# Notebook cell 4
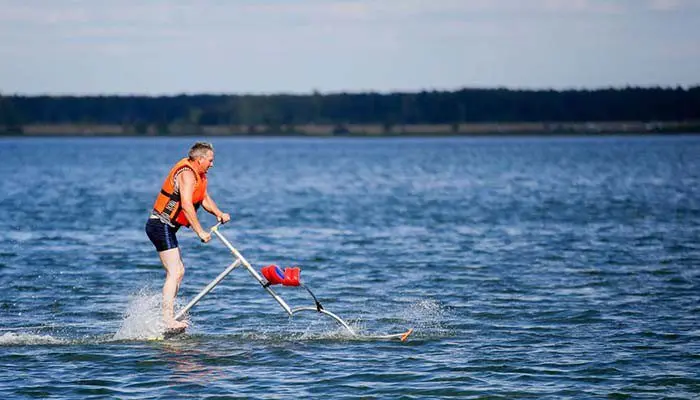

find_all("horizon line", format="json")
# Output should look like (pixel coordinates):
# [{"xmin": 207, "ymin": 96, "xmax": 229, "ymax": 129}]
[{"xmin": 3, "ymin": 84, "xmax": 699, "ymax": 98}]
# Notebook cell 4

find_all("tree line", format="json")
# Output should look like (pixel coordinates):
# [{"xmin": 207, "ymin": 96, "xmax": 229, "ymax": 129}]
[{"xmin": 1, "ymin": 87, "xmax": 699, "ymax": 133}]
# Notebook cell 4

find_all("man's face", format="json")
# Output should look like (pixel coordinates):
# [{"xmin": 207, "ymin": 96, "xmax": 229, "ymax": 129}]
[{"xmin": 199, "ymin": 150, "xmax": 214, "ymax": 173}]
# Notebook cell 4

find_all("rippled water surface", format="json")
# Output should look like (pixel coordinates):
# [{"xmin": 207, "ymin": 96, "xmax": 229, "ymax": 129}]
[{"xmin": 1, "ymin": 136, "xmax": 699, "ymax": 398}]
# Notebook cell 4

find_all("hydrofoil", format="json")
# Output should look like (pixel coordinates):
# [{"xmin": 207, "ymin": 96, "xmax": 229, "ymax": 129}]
[{"xmin": 165, "ymin": 224, "xmax": 414, "ymax": 342}]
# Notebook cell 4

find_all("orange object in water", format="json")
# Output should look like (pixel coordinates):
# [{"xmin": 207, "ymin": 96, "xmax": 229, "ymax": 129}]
[
  {"xmin": 261, "ymin": 265, "xmax": 285, "ymax": 285},
  {"xmin": 261, "ymin": 265, "xmax": 301, "ymax": 286},
  {"xmin": 282, "ymin": 267, "xmax": 300, "ymax": 286}
]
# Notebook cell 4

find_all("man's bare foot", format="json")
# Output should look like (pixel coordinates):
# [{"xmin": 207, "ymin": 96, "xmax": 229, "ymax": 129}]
[{"xmin": 165, "ymin": 319, "xmax": 189, "ymax": 331}]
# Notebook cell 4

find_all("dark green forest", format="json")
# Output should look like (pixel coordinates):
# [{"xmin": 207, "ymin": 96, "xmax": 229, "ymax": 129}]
[{"xmin": 1, "ymin": 86, "xmax": 699, "ymax": 135}]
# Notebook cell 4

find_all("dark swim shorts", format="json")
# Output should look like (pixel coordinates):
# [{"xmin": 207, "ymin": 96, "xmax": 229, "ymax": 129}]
[{"xmin": 145, "ymin": 217, "xmax": 180, "ymax": 252}]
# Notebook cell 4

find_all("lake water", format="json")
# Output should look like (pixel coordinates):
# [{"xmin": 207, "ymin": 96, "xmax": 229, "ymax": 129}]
[{"xmin": 0, "ymin": 136, "xmax": 699, "ymax": 398}]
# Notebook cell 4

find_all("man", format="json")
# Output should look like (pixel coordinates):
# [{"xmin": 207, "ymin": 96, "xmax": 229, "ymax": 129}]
[{"xmin": 145, "ymin": 142, "xmax": 231, "ymax": 331}]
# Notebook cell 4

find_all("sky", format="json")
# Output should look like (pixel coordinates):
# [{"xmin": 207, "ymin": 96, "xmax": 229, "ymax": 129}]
[{"xmin": 1, "ymin": 0, "xmax": 699, "ymax": 95}]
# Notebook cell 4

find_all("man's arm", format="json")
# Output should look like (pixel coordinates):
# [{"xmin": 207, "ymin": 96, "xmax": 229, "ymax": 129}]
[
  {"xmin": 177, "ymin": 169, "xmax": 210, "ymax": 241},
  {"xmin": 203, "ymin": 192, "xmax": 231, "ymax": 223}
]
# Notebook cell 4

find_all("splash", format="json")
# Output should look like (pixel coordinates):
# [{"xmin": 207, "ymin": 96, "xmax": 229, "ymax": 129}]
[
  {"xmin": 233, "ymin": 314, "xmax": 366, "ymax": 342},
  {"xmin": 0, "ymin": 332, "xmax": 66, "ymax": 345},
  {"xmin": 112, "ymin": 289, "xmax": 189, "ymax": 341},
  {"xmin": 298, "ymin": 318, "xmax": 364, "ymax": 341},
  {"xmin": 399, "ymin": 298, "xmax": 451, "ymax": 336}
]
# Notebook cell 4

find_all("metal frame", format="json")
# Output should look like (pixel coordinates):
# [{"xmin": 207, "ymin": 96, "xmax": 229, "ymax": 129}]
[{"xmin": 174, "ymin": 224, "xmax": 413, "ymax": 341}]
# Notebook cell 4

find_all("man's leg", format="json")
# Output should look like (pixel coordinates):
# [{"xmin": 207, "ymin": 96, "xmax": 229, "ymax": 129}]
[{"xmin": 159, "ymin": 247, "xmax": 188, "ymax": 330}]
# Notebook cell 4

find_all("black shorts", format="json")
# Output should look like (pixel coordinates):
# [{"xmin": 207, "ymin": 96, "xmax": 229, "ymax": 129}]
[{"xmin": 145, "ymin": 217, "xmax": 180, "ymax": 252}]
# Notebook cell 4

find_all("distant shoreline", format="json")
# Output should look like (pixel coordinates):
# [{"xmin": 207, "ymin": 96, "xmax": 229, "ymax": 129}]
[{"xmin": 2, "ymin": 121, "xmax": 699, "ymax": 137}]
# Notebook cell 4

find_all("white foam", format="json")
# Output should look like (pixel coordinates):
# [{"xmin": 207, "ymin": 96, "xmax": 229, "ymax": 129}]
[
  {"xmin": 113, "ymin": 289, "xmax": 185, "ymax": 341},
  {"xmin": 399, "ymin": 298, "xmax": 450, "ymax": 336},
  {"xmin": 298, "ymin": 320, "xmax": 361, "ymax": 341},
  {"xmin": 0, "ymin": 332, "xmax": 66, "ymax": 345}
]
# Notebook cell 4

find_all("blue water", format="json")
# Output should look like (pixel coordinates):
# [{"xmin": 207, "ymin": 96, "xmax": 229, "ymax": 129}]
[{"xmin": 0, "ymin": 136, "xmax": 699, "ymax": 398}]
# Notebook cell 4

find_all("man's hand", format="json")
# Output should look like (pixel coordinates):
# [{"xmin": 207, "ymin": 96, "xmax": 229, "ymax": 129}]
[
  {"xmin": 217, "ymin": 213, "xmax": 231, "ymax": 224},
  {"xmin": 198, "ymin": 230, "xmax": 212, "ymax": 243}
]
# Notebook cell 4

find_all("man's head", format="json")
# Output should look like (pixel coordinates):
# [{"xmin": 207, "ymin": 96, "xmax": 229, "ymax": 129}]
[{"xmin": 188, "ymin": 142, "xmax": 215, "ymax": 174}]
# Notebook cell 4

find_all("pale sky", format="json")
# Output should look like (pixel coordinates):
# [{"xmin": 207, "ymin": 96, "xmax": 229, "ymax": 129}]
[{"xmin": 1, "ymin": 0, "xmax": 699, "ymax": 95}]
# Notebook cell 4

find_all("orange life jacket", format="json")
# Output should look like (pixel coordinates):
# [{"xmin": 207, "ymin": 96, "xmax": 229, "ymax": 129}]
[{"xmin": 152, "ymin": 158, "xmax": 208, "ymax": 227}]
